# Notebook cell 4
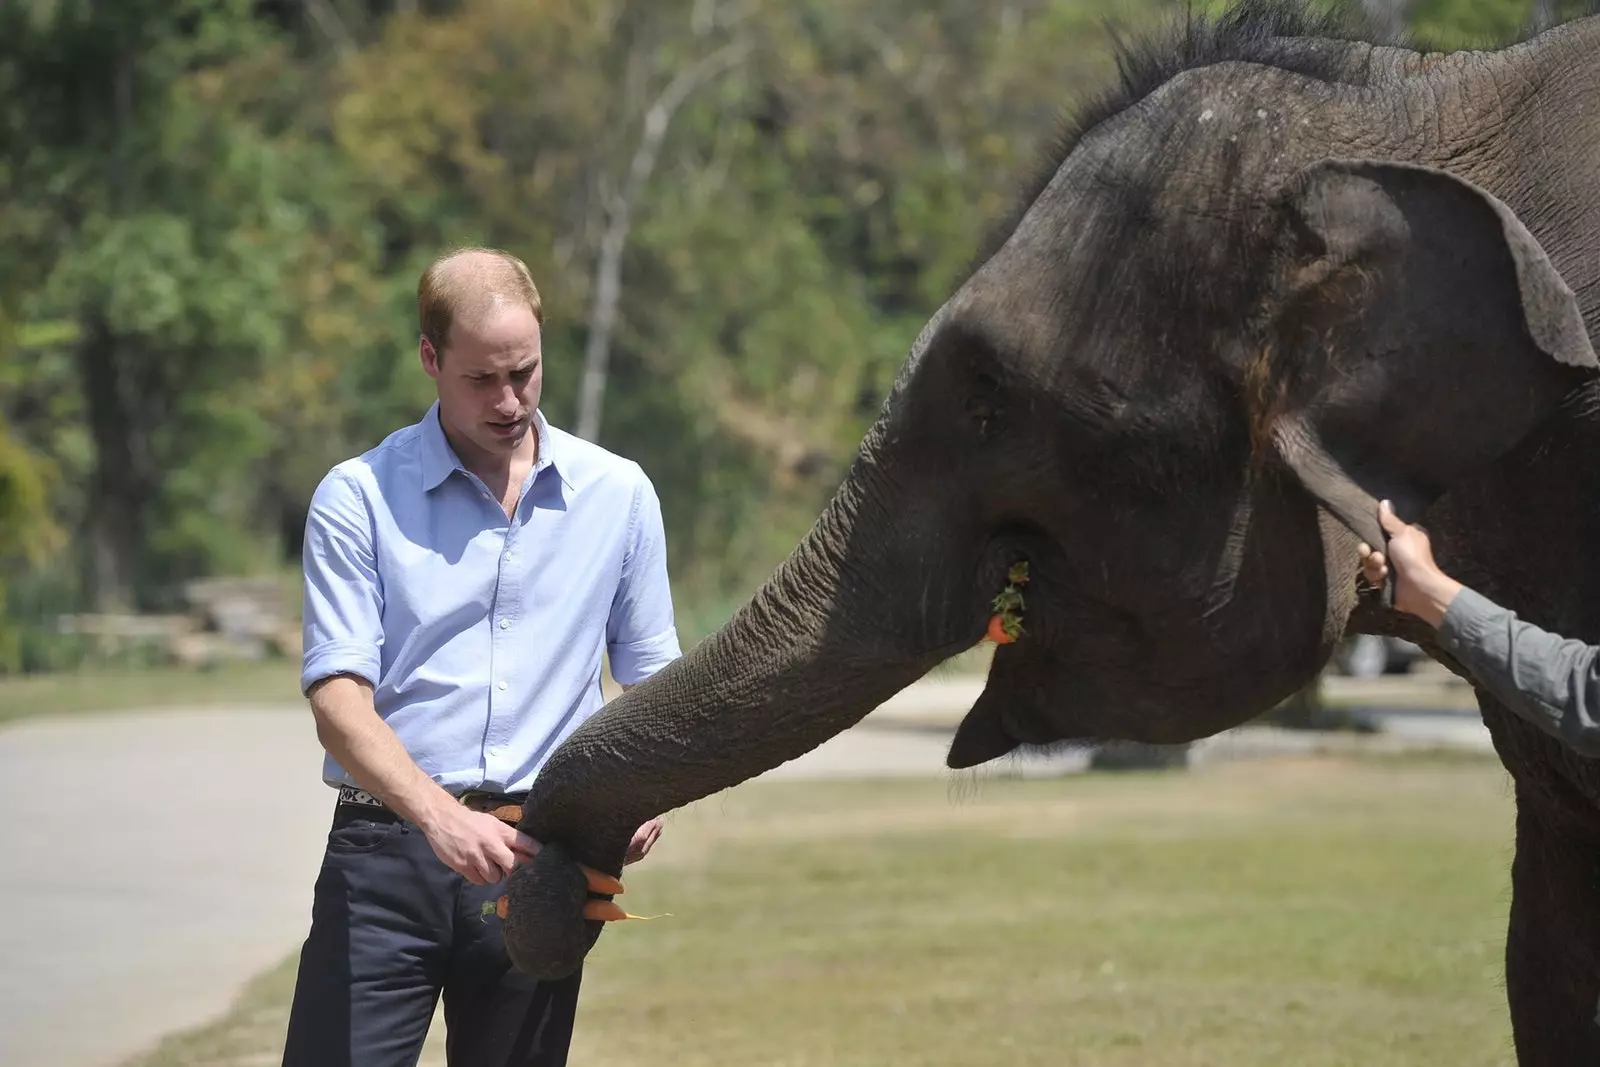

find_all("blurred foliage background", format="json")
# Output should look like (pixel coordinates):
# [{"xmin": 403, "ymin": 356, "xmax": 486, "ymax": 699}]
[{"xmin": 0, "ymin": 0, "xmax": 1584, "ymax": 673}]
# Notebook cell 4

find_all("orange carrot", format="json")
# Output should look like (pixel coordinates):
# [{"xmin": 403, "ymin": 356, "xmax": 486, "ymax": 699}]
[
  {"xmin": 584, "ymin": 900, "xmax": 671, "ymax": 922},
  {"xmin": 580, "ymin": 865, "xmax": 625, "ymax": 895},
  {"xmin": 986, "ymin": 614, "xmax": 1016, "ymax": 644},
  {"xmin": 496, "ymin": 896, "xmax": 509, "ymax": 920}
]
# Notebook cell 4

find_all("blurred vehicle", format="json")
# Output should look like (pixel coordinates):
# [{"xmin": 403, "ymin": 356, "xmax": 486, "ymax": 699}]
[{"xmin": 1331, "ymin": 635, "xmax": 1427, "ymax": 679}]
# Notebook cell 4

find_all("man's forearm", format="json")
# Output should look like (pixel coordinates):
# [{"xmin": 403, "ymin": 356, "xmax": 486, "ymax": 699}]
[
  {"xmin": 308, "ymin": 675, "xmax": 460, "ymax": 829},
  {"xmin": 1438, "ymin": 589, "xmax": 1600, "ymax": 757}
]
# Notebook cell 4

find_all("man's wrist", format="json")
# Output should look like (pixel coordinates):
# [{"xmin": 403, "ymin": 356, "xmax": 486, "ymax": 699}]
[
  {"xmin": 404, "ymin": 784, "xmax": 464, "ymax": 836},
  {"xmin": 1416, "ymin": 575, "xmax": 1464, "ymax": 629}
]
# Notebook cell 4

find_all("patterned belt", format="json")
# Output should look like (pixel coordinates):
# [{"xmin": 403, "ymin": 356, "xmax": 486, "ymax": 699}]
[
  {"xmin": 337, "ymin": 785, "xmax": 387, "ymax": 809},
  {"xmin": 337, "ymin": 785, "xmax": 527, "ymax": 826}
]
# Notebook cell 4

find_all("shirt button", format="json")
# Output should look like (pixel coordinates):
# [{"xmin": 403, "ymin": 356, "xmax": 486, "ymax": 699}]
[
  {"xmin": 499, "ymin": 619, "xmax": 510, "ymax": 630},
  {"xmin": 497, "ymin": 680, "xmax": 508, "ymax": 691},
  {"xmin": 489, "ymin": 746, "xmax": 505, "ymax": 756}
]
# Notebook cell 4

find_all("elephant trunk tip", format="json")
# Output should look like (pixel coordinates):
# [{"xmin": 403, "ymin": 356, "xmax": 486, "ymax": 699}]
[{"xmin": 501, "ymin": 841, "xmax": 605, "ymax": 980}]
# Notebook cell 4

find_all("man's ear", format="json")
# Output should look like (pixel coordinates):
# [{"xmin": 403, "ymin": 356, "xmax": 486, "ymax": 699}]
[
  {"xmin": 1259, "ymin": 158, "xmax": 1596, "ymax": 549},
  {"xmin": 420, "ymin": 335, "xmax": 443, "ymax": 380}
]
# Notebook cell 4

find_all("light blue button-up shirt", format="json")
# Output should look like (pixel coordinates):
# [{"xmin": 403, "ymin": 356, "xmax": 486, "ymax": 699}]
[{"xmin": 299, "ymin": 402, "xmax": 681, "ymax": 794}]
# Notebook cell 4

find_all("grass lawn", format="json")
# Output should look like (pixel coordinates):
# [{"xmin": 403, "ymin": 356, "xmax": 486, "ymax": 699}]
[
  {"xmin": 125, "ymin": 752, "xmax": 1519, "ymax": 1067},
  {"xmin": 0, "ymin": 659, "xmax": 303, "ymax": 726}
]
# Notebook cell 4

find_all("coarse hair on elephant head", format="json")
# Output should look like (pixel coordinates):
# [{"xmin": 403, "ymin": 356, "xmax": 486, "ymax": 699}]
[{"xmin": 503, "ymin": 0, "xmax": 1600, "ymax": 982}]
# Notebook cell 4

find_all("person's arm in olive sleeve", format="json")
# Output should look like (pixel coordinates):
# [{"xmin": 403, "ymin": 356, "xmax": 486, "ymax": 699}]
[{"xmin": 1437, "ymin": 588, "xmax": 1600, "ymax": 757}]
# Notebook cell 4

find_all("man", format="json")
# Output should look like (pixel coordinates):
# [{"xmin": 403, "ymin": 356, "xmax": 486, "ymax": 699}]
[
  {"xmin": 1359, "ymin": 499, "xmax": 1600, "ymax": 757},
  {"xmin": 282, "ymin": 247, "xmax": 680, "ymax": 1066}
]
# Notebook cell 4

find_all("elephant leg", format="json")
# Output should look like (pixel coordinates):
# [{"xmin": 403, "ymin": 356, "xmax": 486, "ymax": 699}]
[{"xmin": 1506, "ymin": 800, "xmax": 1600, "ymax": 1065}]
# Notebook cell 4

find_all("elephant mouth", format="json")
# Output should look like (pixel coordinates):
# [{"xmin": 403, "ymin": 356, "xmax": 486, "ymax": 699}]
[{"xmin": 948, "ymin": 633, "xmax": 1070, "ymax": 770}]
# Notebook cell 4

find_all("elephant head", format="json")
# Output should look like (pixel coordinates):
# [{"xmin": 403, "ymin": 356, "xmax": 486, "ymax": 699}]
[{"xmin": 503, "ymin": 29, "xmax": 1598, "ymax": 979}]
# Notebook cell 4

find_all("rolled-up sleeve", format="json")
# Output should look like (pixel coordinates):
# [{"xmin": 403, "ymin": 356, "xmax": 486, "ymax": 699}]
[
  {"xmin": 606, "ymin": 472, "xmax": 681, "ymax": 685},
  {"xmin": 1439, "ymin": 588, "xmax": 1600, "ymax": 758},
  {"xmin": 300, "ymin": 468, "xmax": 384, "ymax": 694}
]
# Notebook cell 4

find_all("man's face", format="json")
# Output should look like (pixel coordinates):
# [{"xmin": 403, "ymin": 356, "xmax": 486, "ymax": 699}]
[{"xmin": 422, "ymin": 303, "xmax": 543, "ymax": 460}]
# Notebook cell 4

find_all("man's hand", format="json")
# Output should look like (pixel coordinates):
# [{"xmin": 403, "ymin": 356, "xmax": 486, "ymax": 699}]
[
  {"xmin": 625, "ymin": 817, "xmax": 663, "ymax": 866},
  {"xmin": 1358, "ymin": 500, "xmax": 1464, "ymax": 628},
  {"xmin": 420, "ymin": 805, "xmax": 541, "ymax": 886}
]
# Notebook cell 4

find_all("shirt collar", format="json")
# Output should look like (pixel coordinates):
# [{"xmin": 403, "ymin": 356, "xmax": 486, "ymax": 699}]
[
  {"xmin": 530, "ymin": 410, "xmax": 572, "ymax": 489},
  {"xmin": 420, "ymin": 403, "xmax": 569, "ymax": 492},
  {"xmin": 419, "ymin": 402, "xmax": 461, "ymax": 492}
]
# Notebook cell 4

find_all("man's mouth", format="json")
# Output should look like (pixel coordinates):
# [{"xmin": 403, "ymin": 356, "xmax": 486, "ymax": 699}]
[{"xmin": 488, "ymin": 416, "xmax": 526, "ymax": 436}]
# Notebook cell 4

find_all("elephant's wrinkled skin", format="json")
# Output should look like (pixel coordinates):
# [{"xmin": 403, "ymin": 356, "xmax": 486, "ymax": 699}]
[{"xmin": 509, "ymin": 3, "xmax": 1600, "ymax": 1060}]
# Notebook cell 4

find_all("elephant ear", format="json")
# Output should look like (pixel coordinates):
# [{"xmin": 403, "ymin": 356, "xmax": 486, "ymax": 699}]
[{"xmin": 1261, "ymin": 158, "xmax": 1597, "ymax": 553}]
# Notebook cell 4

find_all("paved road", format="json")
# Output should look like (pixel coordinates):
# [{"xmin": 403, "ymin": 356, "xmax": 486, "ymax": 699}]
[
  {"xmin": 0, "ymin": 672, "xmax": 1490, "ymax": 1067},
  {"xmin": 0, "ymin": 708, "xmax": 333, "ymax": 1067}
]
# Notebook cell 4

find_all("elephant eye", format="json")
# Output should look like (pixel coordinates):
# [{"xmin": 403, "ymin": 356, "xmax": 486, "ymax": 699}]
[{"xmin": 968, "ymin": 372, "xmax": 1001, "ymax": 438}]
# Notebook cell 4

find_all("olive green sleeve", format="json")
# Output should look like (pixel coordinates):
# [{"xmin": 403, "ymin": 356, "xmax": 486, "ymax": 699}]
[{"xmin": 1437, "ymin": 588, "xmax": 1600, "ymax": 758}]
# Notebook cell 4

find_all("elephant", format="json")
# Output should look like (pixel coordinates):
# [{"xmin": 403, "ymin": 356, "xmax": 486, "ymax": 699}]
[{"xmin": 508, "ymin": 2, "xmax": 1600, "ymax": 1061}]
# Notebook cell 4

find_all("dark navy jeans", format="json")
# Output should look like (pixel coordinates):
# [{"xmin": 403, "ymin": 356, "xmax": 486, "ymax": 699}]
[{"xmin": 281, "ymin": 804, "xmax": 583, "ymax": 1067}]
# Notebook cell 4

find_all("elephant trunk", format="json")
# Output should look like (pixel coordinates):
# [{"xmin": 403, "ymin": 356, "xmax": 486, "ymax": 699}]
[{"xmin": 503, "ymin": 441, "xmax": 984, "ymax": 977}]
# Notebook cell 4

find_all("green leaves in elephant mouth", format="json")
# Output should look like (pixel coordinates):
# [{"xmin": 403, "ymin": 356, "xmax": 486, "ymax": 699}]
[{"xmin": 988, "ymin": 561, "xmax": 1030, "ymax": 644}]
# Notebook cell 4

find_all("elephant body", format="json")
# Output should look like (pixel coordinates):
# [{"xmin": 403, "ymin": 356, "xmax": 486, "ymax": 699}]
[{"xmin": 510, "ymin": 4, "xmax": 1600, "ymax": 1062}]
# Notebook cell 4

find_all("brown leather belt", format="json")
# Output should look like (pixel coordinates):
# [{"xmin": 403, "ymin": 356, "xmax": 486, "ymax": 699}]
[
  {"xmin": 460, "ymin": 791, "xmax": 527, "ymax": 826},
  {"xmin": 337, "ymin": 785, "xmax": 526, "ymax": 826}
]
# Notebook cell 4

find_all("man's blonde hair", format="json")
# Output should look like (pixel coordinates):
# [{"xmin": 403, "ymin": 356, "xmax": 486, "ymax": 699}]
[{"xmin": 417, "ymin": 247, "xmax": 543, "ymax": 356}]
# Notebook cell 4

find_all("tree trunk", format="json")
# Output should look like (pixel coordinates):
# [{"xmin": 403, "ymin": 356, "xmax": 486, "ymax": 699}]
[
  {"xmin": 575, "ymin": 41, "xmax": 749, "ymax": 442},
  {"xmin": 77, "ymin": 323, "xmax": 150, "ymax": 611},
  {"xmin": 79, "ymin": 27, "xmax": 144, "ymax": 611}
]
